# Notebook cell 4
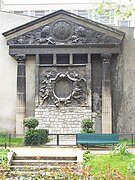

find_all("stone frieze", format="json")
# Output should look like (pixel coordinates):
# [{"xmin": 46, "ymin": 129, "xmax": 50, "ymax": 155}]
[{"xmin": 7, "ymin": 19, "xmax": 121, "ymax": 46}]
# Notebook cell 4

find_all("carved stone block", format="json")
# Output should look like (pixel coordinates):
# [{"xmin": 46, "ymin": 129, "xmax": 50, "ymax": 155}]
[{"xmin": 39, "ymin": 69, "xmax": 88, "ymax": 107}]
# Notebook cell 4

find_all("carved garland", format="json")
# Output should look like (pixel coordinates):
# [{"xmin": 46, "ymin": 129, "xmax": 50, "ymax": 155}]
[{"xmin": 39, "ymin": 71, "xmax": 87, "ymax": 107}]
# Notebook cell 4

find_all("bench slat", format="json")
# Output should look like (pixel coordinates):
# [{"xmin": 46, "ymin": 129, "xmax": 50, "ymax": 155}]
[{"xmin": 77, "ymin": 133, "xmax": 119, "ymax": 148}]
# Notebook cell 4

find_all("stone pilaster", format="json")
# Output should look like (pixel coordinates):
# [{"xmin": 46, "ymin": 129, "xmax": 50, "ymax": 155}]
[
  {"xmin": 101, "ymin": 53, "xmax": 112, "ymax": 134},
  {"xmin": 86, "ymin": 53, "xmax": 92, "ymax": 108},
  {"xmin": 35, "ymin": 54, "xmax": 39, "ymax": 107},
  {"xmin": 15, "ymin": 54, "xmax": 26, "ymax": 135}
]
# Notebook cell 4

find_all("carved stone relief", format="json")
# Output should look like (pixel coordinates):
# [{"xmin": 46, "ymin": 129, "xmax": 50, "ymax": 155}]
[
  {"xmin": 8, "ymin": 19, "xmax": 121, "ymax": 46},
  {"xmin": 92, "ymin": 88, "xmax": 102, "ymax": 133},
  {"xmin": 39, "ymin": 69, "xmax": 87, "ymax": 107},
  {"xmin": 52, "ymin": 20, "xmax": 73, "ymax": 41}
]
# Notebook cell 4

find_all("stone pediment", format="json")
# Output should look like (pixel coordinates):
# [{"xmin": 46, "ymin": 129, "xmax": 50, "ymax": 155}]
[{"xmin": 3, "ymin": 10, "xmax": 125, "ymax": 47}]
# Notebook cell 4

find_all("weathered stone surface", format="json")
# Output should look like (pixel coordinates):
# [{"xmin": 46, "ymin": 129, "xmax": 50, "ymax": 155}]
[
  {"xmin": 39, "ymin": 69, "xmax": 87, "ymax": 107},
  {"xmin": 36, "ymin": 106, "xmax": 91, "ymax": 134},
  {"xmin": 7, "ymin": 19, "xmax": 121, "ymax": 46},
  {"xmin": 2, "ymin": 10, "xmax": 130, "ymax": 135}
]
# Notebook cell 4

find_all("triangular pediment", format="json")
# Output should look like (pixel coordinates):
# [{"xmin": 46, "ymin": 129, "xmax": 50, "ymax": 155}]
[{"xmin": 3, "ymin": 10, "xmax": 125, "ymax": 47}]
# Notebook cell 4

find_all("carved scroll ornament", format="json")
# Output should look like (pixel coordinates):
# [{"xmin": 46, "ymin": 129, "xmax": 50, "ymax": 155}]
[{"xmin": 39, "ymin": 70, "xmax": 87, "ymax": 107}]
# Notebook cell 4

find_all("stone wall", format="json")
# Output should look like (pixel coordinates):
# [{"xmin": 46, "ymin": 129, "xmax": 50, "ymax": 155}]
[
  {"xmin": 112, "ymin": 27, "xmax": 135, "ymax": 134},
  {"xmin": 0, "ymin": 11, "xmax": 36, "ymax": 133},
  {"xmin": 35, "ymin": 106, "xmax": 91, "ymax": 134}
]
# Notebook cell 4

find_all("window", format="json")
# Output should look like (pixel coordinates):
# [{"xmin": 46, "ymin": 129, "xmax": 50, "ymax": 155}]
[
  {"xmin": 118, "ymin": 21, "xmax": 130, "ymax": 27},
  {"xmin": 23, "ymin": 11, "xmax": 28, "ymax": 15},
  {"xmin": 45, "ymin": 10, "xmax": 50, "ymax": 15},
  {"xmin": 73, "ymin": 10, "xmax": 89, "ymax": 19},
  {"xmin": 73, "ymin": 10, "xmax": 78, "ymax": 15},
  {"xmin": 13, "ymin": 11, "xmax": 25, "ymax": 15},
  {"xmin": 56, "ymin": 54, "xmax": 69, "ymax": 64},
  {"xmin": 30, "ymin": 11, "xmax": 35, "ymax": 16},
  {"xmin": 35, "ymin": 11, "xmax": 45, "ymax": 17},
  {"xmin": 39, "ymin": 54, "xmax": 53, "ymax": 64},
  {"xmin": 78, "ymin": 10, "xmax": 88, "ymax": 19},
  {"xmin": 73, "ymin": 54, "xmax": 88, "ymax": 64},
  {"xmin": 94, "ymin": 10, "xmax": 114, "ymax": 24},
  {"xmin": 30, "ymin": 10, "xmax": 45, "ymax": 17},
  {"xmin": 39, "ymin": 53, "xmax": 88, "ymax": 65},
  {"xmin": 88, "ymin": 11, "xmax": 92, "ymax": 19}
]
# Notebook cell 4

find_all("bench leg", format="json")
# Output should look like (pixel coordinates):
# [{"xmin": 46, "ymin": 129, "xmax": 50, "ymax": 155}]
[
  {"xmin": 81, "ymin": 144, "xmax": 83, "ymax": 150},
  {"xmin": 112, "ymin": 144, "xmax": 114, "ymax": 150}
]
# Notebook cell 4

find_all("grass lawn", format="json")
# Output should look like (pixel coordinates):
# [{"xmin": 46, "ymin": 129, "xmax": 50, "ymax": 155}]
[
  {"xmin": 83, "ymin": 151, "xmax": 135, "ymax": 179},
  {"xmin": 0, "ymin": 136, "xmax": 23, "ymax": 146},
  {"xmin": 120, "ymin": 138, "xmax": 135, "ymax": 146}
]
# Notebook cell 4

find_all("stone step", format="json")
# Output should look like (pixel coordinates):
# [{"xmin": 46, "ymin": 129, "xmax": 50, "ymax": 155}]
[
  {"xmin": 14, "ymin": 155, "xmax": 77, "ymax": 161},
  {"xmin": 11, "ymin": 159, "xmax": 77, "ymax": 166},
  {"xmin": 9, "ymin": 155, "xmax": 78, "ymax": 177},
  {"xmin": 10, "ymin": 164, "xmax": 77, "ymax": 171},
  {"xmin": 11, "ymin": 165, "xmax": 61, "ymax": 170},
  {"xmin": 10, "ymin": 164, "xmax": 78, "ymax": 177}
]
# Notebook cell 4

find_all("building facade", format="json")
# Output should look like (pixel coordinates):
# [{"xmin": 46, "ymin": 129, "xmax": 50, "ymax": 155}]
[
  {"xmin": 1, "ymin": 0, "xmax": 135, "ymax": 27},
  {"xmin": 1, "ymin": 9, "xmax": 135, "ymax": 135}
]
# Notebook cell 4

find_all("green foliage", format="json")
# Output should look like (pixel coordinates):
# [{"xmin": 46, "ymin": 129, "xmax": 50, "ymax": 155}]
[
  {"xmin": 0, "ymin": 137, "xmax": 23, "ymax": 146},
  {"xmin": 4, "ymin": 161, "xmax": 135, "ymax": 179},
  {"xmin": 128, "ymin": 158, "xmax": 135, "ymax": 175},
  {"xmin": 0, "ymin": 132, "xmax": 8, "ymax": 137},
  {"xmin": 24, "ymin": 129, "xmax": 49, "ymax": 146},
  {"xmin": 81, "ymin": 118, "xmax": 95, "ymax": 133},
  {"xmin": 23, "ymin": 117, "xmax": 39, "ymax": 129},
  {"xmin": 0, "ymin": 148, "xmax": 9, "ymax": 164},
  {"xmin": 113, "ymin": 142, "xmax": 130, "ymax": 156},
  {"xmin": 83, "ymin": 150, "xmax": 93, "ymax": 165},
  {"xmin": 95, "ymin": 0, "xmax": 134, "ymax": 20},
  {"xmin": 83, "ymin": 150, "xmax": 135, "ymax": 178}
]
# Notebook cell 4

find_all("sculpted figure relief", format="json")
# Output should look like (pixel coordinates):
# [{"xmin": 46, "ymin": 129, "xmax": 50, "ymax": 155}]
[
  {"xmin": 39, "ymin": 72, "xmax": 54, "ymax": 105},
  {"xmin": 71, "ymin": 73, "xmax": 87, "ymax": 103},
  {"xmin": 39, "ymin": 70, "xmax": 87, "ymax": 107},
  {"xmin": 8, "ymin": 19, "xmax": 120, "ymax": 46},
  {"xmin": 70, "ymin": 26, "xmax": 87, "ymax": 43},
  {"xmin": 36, "ymin": 25, "xmax": 55, "ymax": 45}
]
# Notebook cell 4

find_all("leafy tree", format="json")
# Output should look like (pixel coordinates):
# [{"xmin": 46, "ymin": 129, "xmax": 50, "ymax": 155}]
[{"xmin": 95, "ymin": 0, "xmax": 134, "ymax": 21}]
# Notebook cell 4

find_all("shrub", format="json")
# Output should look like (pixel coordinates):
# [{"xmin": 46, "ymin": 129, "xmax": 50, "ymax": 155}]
[
  {"xmin": 0, "ymin": 148, "xmax": 10, "ymax": 164},
  {"xmin": 128, "ymin": 158, "xmax": 135, "ymax": 175},
  {"xmin": 113, "ymin": 142, "xmax": 129, "ymax": 156},
  {"xmin": 23, "ymin": 117, "xmax": 39, "ymax": 130},
  {"xmin": 24, "ymin": 129, "xmax": 49, "ymax": 146},
  {"xmin": 0, "ymin": 132, "xmax": 8, "ymax": 137},
  {"xmin": 81, "ymin": 118, "xmax": 95, "ymax": 133}
]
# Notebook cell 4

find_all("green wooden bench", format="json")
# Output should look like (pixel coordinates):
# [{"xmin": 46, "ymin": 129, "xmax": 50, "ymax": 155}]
[{"xmin": 76, "ymin": 133, "xmax": 119, "ymax": 149}]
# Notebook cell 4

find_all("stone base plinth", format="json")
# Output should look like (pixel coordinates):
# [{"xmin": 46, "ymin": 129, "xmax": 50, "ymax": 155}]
[{"xmin": 35, "ymin": 106, "xmax": 91, "ymax": 134}]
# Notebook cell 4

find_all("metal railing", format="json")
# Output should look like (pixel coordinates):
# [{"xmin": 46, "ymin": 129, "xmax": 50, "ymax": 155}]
[
  {"xmin": 0, "ymin": 133, "xmax": 135, "ymax": 147},
  {"xmin": 47, "ymin": 134, "xmax": 77, "ymax": 146}
]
